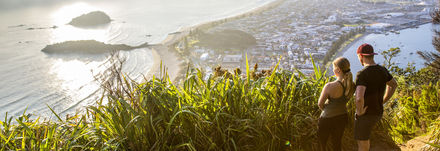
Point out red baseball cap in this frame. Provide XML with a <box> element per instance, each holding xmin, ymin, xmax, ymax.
<box><xmin>357</xmin><ymin>43</ymin><xmax>378</xmax><ymax>56</ymax></box>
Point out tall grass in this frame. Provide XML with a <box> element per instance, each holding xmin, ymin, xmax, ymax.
<box><xmin>385</xmin><ymin>76</ymin><xmax>440</xmax><ymax>145</ymax></box>
<box><xmin>0</xmin><ymin>109</ymin><xmax>91</xmax><ymax>150</ymax></box>
<box><xmin>0</xmin><ymin>57</ymin><xmax>399</xmax><ymax>150</ymax></box>
<box><xmin>86</xmin><ymin>57</ymin><xmax>331</xmax><ymax>150</ymax></box>
<box><xmin>378</xmin><ymin>48</ymin><xmax>440</xmax><ymax>147</ymax></box>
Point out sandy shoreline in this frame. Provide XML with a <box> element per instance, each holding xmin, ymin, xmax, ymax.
<box><xmin>150</xmin><ymin>0</ymin><xmax>429</xmax><ymax>80</ymax></box>
<box><xmin>147</xmin><ymin>0</ymin><xmax>286</xmax><ymax>82</ymax></box>
<box><xmin>336</xmin><ymin>34</ymin><xmax>367</xmax><ymax>58</ymax></box>
<box><xmin>146</xmin><ymin>45</ymin><xmax>183</xmax><ymax>81</ymax></box>
<box><xmin>144</xmin><ymin>46</ymin><xmax>161</xmax><ymax>80</ymax></box>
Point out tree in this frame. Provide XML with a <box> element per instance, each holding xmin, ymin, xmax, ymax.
<box><xmin>381</xmin><ymin>47</ymin><xmax>401</xmax><ymax>70</ymax></box>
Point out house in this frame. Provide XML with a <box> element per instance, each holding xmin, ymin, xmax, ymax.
<box><xmin>222</xmin><ymin>55</ymin><xmax>243</xmax><ymax>69</ymax></box>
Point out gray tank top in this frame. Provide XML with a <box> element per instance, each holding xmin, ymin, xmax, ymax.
<box><xmin>320</xmin><ymin>81</ymin><xmax>349</xmax><ymax>118</ymax></box>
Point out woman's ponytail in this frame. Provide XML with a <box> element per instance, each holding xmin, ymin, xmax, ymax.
<box><xmin>342</xmin><ymin>71</ymin><xmax>354</xmax><ymax>98</ymax></box>
<box><xmin>333</xmin><ymin>57</ymin><xmax>355</xmax><ymax>98</ymax></box>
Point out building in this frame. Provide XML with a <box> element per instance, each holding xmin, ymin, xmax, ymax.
<box><xmin>222</xmin><ymin>54</ymin><xmax>243</xmax><ymax>70</ymax></box>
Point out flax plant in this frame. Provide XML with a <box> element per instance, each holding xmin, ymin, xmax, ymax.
<box><xmin>0</xmin><ymin>56</ymin><xmax>400</xmax><ymax>150</ymax></box>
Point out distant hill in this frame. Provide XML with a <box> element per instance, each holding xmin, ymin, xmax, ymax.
<box><xmin>197</xmin><ymin>29</ymin><xmax>256</xmax><ymax>49</ymax></box>
<box><xmin>68</xmin><ymin>11</ymin><xmax>111</xmax><ymax>27</ymax></box>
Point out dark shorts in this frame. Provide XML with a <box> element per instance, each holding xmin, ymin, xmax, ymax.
<box><xmin>354</xmin><ymin>114</ymin><xmax>382</xmax><ymax>140</ymax></box>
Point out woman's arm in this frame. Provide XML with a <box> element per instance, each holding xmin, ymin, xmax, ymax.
<box><xmin>318</xmin><ymin>84</ymin><xmax>329</xmax><ymax>110</ymax></box>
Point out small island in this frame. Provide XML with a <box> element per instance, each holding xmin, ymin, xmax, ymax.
<box><xmin>41</xmin><ymin>40</ymin><xmax>148</xmax><ymax>54</ymax></box>
<box><xmin>68</xmin><ymin>11</ymin><xmax>112</xmax><ymax>27</ymax></box>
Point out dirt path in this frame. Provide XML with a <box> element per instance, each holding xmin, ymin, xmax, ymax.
<box><xmin>400</xmin><ymin>135</ymin><xmax>431</xmax><ymax>151</ymax></box>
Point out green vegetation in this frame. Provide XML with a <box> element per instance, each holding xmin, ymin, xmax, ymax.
<box><xmin>385</xmin><ymin>82</ymin><xmax>440</xmax><ymax>143</ymax></box>
<box><xmin>196</xmin><ymin>29</ymin><xmax>257</xmax><ymax>50</ymax></box>
<box><xmin>322</xmin><ymin>27</ymin><xmax>366</xmax><ymax>65</ymax></box>
<box><xmin>0</xmin><ymin>57</ymin><xmax>397</xmax><ymax>150</ymax></box>
<box><xmin>380</xmin><ymin>48</ymin><xmax>440</xmax><ymax>148</ymax></box>
<box><xmin>0</xmin><ymin>52</ymin><xmax>438</xmax><ymax>150</ymax></box>
<box><xmin>343</xmin><ymin>24</ymin><xmax>364</xmax><ymax>27</ymax></box>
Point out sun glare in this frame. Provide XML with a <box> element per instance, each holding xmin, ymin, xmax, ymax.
<box><xmin>49</xmin><ymin>26</ymin><xmax>108</xmax><ymax>43</ymax></box>
<box><xmin>49</xmin><ymin>58</ymin><xmax>106</xmax><ymax>99</ymax></box>
<box><xmin>51</xmin><ymin>2</ymin><xmax>97</xmax><ymax>25</ymax></box>
<box><xmin>46</xmin><ymin>2</ymin><xmax>113</xmax><ymax>101</ymax></box>
<box><xmin>49</xmin><ymin>2</ymin><xmax>109</xmax><ymax>43</ymax></box>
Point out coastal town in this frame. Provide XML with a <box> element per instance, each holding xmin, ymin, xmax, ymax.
<box><xmin>176</xmin><ymin>0</ymin><xmax>435</xmax><ymax>75</ymax></box>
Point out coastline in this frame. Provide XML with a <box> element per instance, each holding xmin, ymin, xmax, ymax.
<box><xmin>144</xmin><ymin>46</ymin><xmax>161</xmax><ymax>80</ymax></box>
<box><xmin>329</xmin><ymin>22</ymin><xmax>433</xmax><ymax>76</ymax></box>
<box><xmin>147</xmin><ymin>45</ymin><xmax>183</xmax><ymax>81</ymax></box>
<box><xmin>336</xmin><ymin>33</ymin><xmax>367</xmax><ymax>58</ymax></box>
<box><xmin>148</xmin><ymin>0</ymin><xmax>286</xmax><ymax>82</ymax></box>
<box><xmin>160</xmin><ymin>0</ymin><xmax>286</xmax><ymax>46</ymax></box>
<box><xmin>336</xmin><ymin>21</ymin><xmax>432</xmax><ymax>60</ymax></box>
<box><xmin>148</xmin><ymin>0</ymin><xmax>430</xmax><ymax>82</ymax></box>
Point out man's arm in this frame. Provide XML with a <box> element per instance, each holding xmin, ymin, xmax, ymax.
<box><xmin>383</xmin><ymin>78</ymin><xmax>397</xmax><ymax>104</ymax></box>
<box><xmin>355</xmin><ymin>85</ymin><xmax>368</xmax><ymax>115</ymax></box>
<box><xmin>318</xmin><ymin>84</ymin><xmax>330</xmax><ymax>110</ymax></box>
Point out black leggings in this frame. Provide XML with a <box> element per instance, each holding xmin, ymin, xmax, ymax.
<box><xmin>317</xmin><ymin>114</ymin><xmax>348</xmax><ymax>151</ymax></box>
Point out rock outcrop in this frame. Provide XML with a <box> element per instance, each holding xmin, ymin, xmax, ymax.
<box><xmin>42</xmin><ymin>40</ymin><xmax>148</xmax><ymax>54</ymax></box>
<box><xmin>68</xmin><ymin>11</ymin><xmax>111</xmax><ymax>27</ymax></box>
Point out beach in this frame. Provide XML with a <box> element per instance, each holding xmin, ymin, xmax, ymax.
<box><xmin>0</xmin><ymin>0</ymin><xmax>434</xmax><ymax>119</ymax></box>
<box><xmin>0</xmin><ymin>0</ymin><xmax>282</xmax><ymax>118</ymax></box>
<box><xmin>336</xmin><ymin>34</ymin><xmax>367</xmax><ymax>59</ymax></box>
<box><xmin>147</xmin><ymin>45</ymin><xmax>182</xmax><ymax>81</ymax></box>
<box><xmin>147</xmin><ymin>0</ymin><xmax>286</xmax><ymax>82</ymax></box>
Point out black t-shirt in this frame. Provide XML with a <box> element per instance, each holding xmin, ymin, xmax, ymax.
<box><xmin>355</xmin><ymin>65</ymin><xmax>393</xmax><ymax>115</ymax></box>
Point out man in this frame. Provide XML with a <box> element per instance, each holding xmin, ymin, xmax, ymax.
<box><xmin>354</xmin><ymin>43</ymin><xmax>397</xmax><ymax>151</ymax></box>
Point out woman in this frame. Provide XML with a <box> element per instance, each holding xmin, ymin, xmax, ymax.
<box><xmin>317</xmin><ymin>57</ymin><xmax>355</xmax><ymax>151</ymax></box>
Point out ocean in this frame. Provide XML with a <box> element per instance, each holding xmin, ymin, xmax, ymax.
<box><xmin>342</xmin><ymin>23</ymin><xmax>436</xmax><ymax>76</ymax></box>
<box><xmin>0</xmin><ymin>0</ymin><xmax>275</xmax><ymax>119</ymax></box>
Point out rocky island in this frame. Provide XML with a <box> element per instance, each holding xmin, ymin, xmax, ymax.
<box><xmin>68</xmin><ymin>11</ymin><xmax>112</xmax><ymax>27</ymax></box>
<box><xmin>41</xmin><ymin>40</ymin><xmax>148</xmax><ymax>54</ymax></box>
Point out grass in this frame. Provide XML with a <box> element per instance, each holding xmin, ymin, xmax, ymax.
<box><xmin>1</xmin><ymin>56</ymin><xmax>436</xmax><ymax>150</ymax></box>
<box><xmin>1</xmin><ymin>57</ymin><xmax>330</xmax><ymax>150</ymax></box>
<box><xmin>385</xmin><ymin>81</ymin><xmax>440</xmax><ymax>146</ymax></box>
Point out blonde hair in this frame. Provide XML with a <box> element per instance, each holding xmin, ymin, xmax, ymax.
<box><xmin>333</xmin><ymin>57</ymin><xmax>355</xmax><ymax>98</ymax></box>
